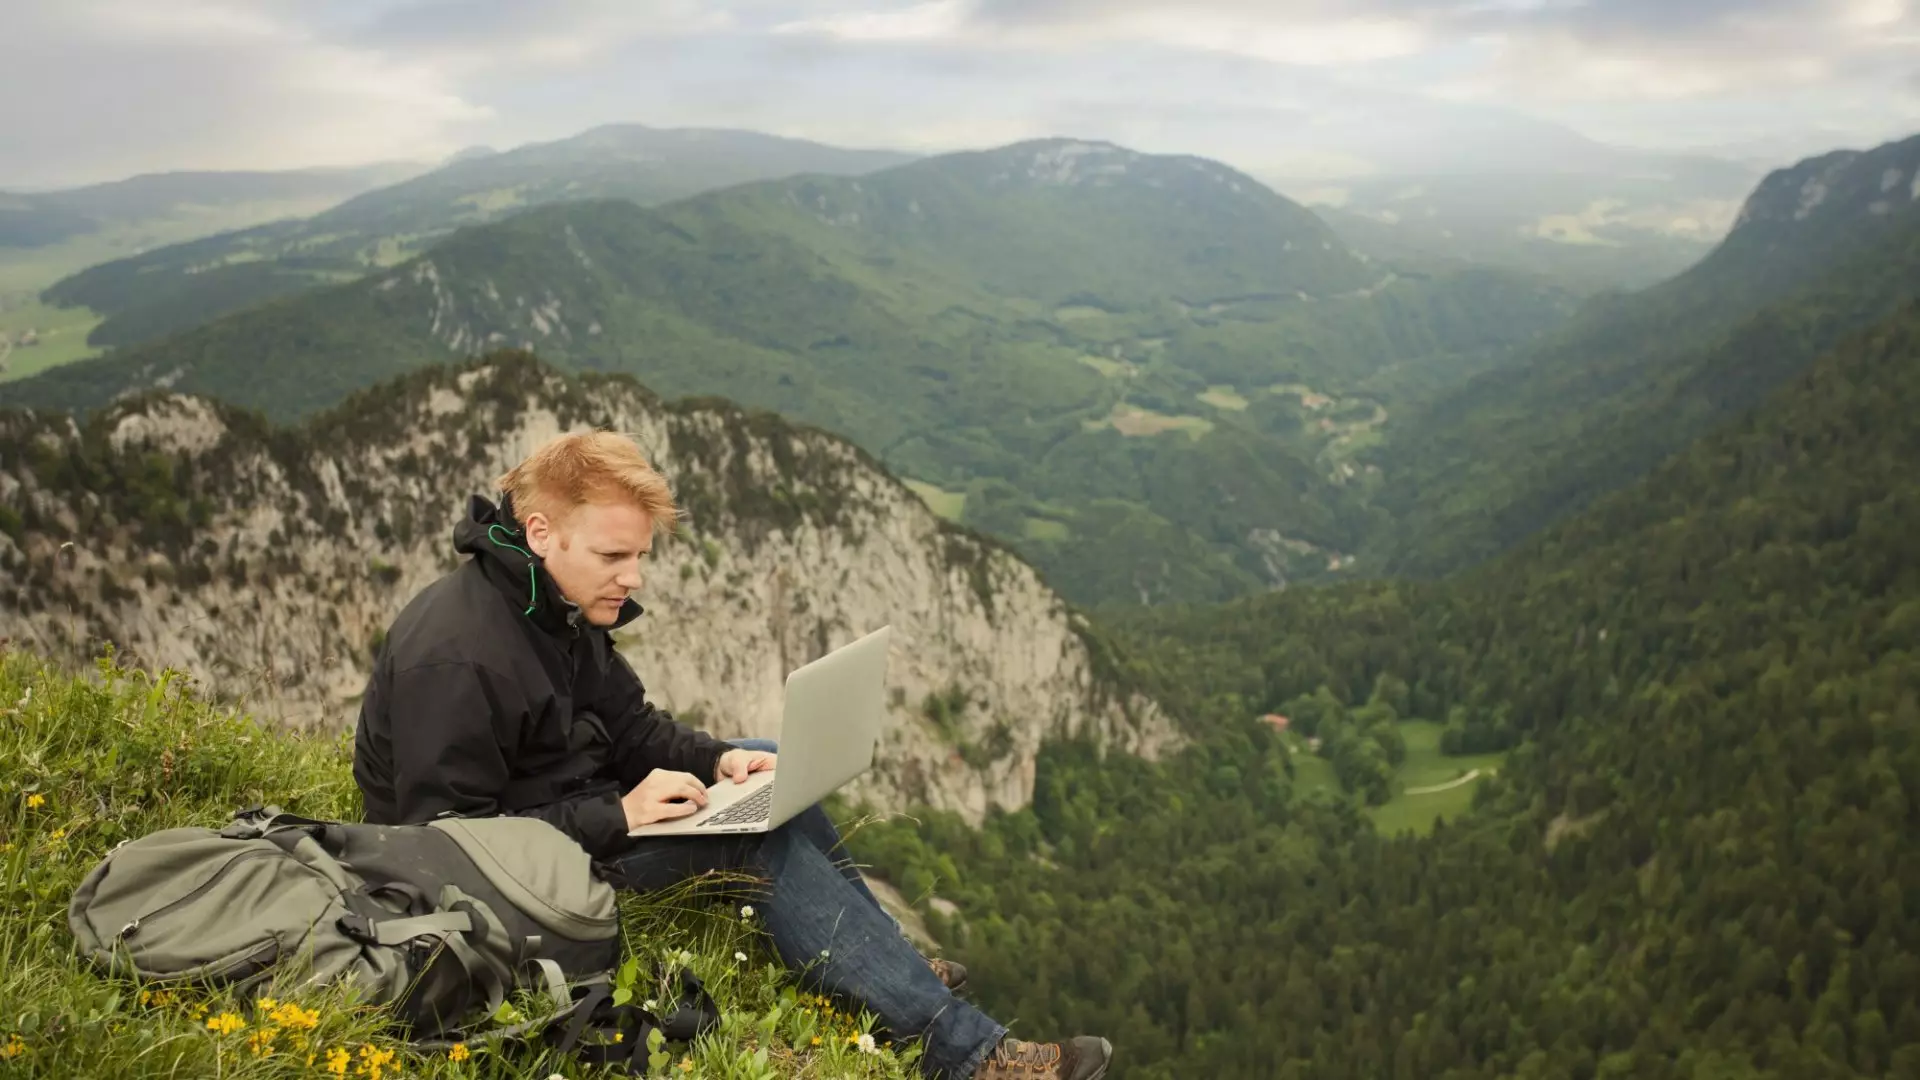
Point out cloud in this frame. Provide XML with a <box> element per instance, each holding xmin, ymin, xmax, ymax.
<box><xmin>0</xmin><ymin>0</ymin><xmax>489</xmax><ymax>187</ymax></box>
<box><xmin>344</xmin><ymin>0</ymin><xmax>739</xmax><ymax>68</ymax></box>
<box><xmin>778</xmin><ymin>0</ymin><xmax>1433</xmax><ymax>65</ymax></box>
<box><xmin>5</xmin><ymin>0</ymin><xmax>1915</xmax><ymax>190</ymax></box>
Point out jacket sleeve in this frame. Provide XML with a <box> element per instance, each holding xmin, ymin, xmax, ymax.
<box><xmin>600</xmin><ymin>651</ymin><xmax>733</xmax><ymax>785</ymax></box>
<box><xmin>386</xmin><ymin>660</ymin><xmax>632</xmax><ymax>857</ymax></box>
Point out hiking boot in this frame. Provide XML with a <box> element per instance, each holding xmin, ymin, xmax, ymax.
<box><xmin>971</xmin><ymin>1036</ymin><xmax>1112</xmax><ymax>1080</ymax></box>
<box><xmin>929</xmin><ymin>956</ymin><xmax>969</xmax><ymax>993</ymax></box>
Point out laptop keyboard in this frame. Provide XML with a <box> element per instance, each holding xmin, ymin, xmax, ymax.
<box><xmin>701</xmin><ymin>784</ymin><xmax>775</xmax><ymax>828</ymax></box>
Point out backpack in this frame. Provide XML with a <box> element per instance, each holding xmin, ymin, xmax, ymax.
<box><xmin>67</xmin><ymin>805</ymin><xmax>717</xmax><ymax>1068</ymax></box>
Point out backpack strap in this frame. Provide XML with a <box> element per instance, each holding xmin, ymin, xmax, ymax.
<box><xmin>339</xmin><ymin>910</ymin><xmax>474</xmax><ymax>947</ymax></box>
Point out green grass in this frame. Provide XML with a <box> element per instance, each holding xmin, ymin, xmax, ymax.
<box><xmin>1367</xmin><ymin>721</ymin><xmax>1506</xmax><ymax>836</ymax></box>
<box><xmin>1283</xmin><ymin>722</ymin><xmax>1505</xmax><ymax>837</ymax></box>
<box><xmin>0</xmin><ymin>649</ymin><xmax>923</xmax><ymax>1078</ymax></box>
<box><xmin>1022</xmin><ymin>518</ymin><xmax>1071</xmax><ymax>542</ymax></box>
<box><xmin>0</xmin><ymin>299</ymin><xmax>101</xmax><ymax>381</ymax></box>
<box><xmin>1197</xmin><ymin>386</ymin><xmax>1248</xmax><ymax>411</ymax></box>
<box><xmin>1052</xmin><ymin>305</ymin><xmax>1112</xmax><ymax>322</ymax></box>
<box><xmin>1081</xmin><ymin>404</ymin><xmax>1214</xmax><ymax>439</ymax></box>
<box><xmin>902</xmin><ymin>480</ymin><xmax>965</xmax><ymax>521</ymax></box>
<box><xmin>1076</xmin><ymin>355</ymin><xmax>1132</xmax><ymax>378</ymax></box>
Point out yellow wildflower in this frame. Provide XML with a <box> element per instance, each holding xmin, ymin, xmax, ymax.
<box><xmin>269</xmin><ymin>1002</ymin><xmax>319</xmax><ymax>1031</ymax></box>
<box><xmin>2</xmin><ymin>1034</ymin><xmax>24</xmax><ymax>1058</ymax></box>
<box><xmin>206</xmin><ymin>1011</ymin><xmax>246</xmax><ymax>1036</ymax></box>
<box><xmin>247</xmin><ymin>1028</ymin><xmax>277</xmax><ymax>1057</ymax></box>
<box><xmin>255</xmin><ymin>996</ymin><xmax>278</xmax><ymax>1012</ymax></box>
<box><xmin>448</xmin><ymin>1042</ymin><xmax>471</xmax><ymax>1062</ymax></box>
<box><xmin>810</xmin><ymin>1036</ymin><xmax>822</xmax><ymax>1046</ymax></box>
<box><xmin>614</xmin><ymin>1031</ymin><xmax>624</xmax><ymax>1043</ymax></box>
<box><xmin>679</xmin><ymin>1056</ymin><xmax>694</xmax><ymax>1071</ymax></box>
<box><xmin>25</xmin><ymin>793</ymin><xmax>44</xmax><ymax>809</ymax></box>
<box><xmin>356</xmin><ymin>1043</ymin><xmax>397</xmax><ymax>1080</ymax></box>
<box><xmin>46</xmin><ymin>828</ymin><xmax>66</xmax><ymax>843</ymax></box>
<box><xmin>326</xmin><ymin>1046</ymin><xmax>351</xmax><ymax>1076</ymax></box>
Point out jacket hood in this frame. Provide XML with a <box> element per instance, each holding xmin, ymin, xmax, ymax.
<box><xmin>453</xmin><ymin>494</ymin><xmax>643</xmax><ymax>635</ymax></box>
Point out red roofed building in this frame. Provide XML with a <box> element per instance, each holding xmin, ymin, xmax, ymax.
<box><xmin>1261</xmin><ymin>713</ymin><xmax>1289</xmax><ymax>731</ymax></box>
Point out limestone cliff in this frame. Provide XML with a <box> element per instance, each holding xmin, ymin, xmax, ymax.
<box><xmin>0</xmin><ymin>354</ymin><xmax>1180</xmax><ymax>821</ymax></box>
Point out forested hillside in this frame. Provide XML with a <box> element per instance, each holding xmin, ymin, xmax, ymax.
<box><xmin>849</xmin><ymin>300</ymin><xmax>1920</xmax><ymax>1078</ymax></box>
<box><xmin>1371</xmin><ymin>131</ymin><xmax>1920</xmax><ymax>577</ymax></box>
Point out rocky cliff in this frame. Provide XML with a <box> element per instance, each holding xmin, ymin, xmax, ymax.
<box><xmin>0</xmin><ymin>353</ymin><xmax>1180</xmax><ymax>821</ymax></box>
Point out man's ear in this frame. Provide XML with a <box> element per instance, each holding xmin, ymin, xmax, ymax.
<box><xmin>523</xmin><ymin>512</ymin><xmax>553</xmax><ymax>558</ymax></box>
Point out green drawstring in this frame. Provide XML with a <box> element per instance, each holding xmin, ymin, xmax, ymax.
<box><xmin>487</xmin><ymin>524</ymin><xmax>538</xmax><ymax>616</ymax></box>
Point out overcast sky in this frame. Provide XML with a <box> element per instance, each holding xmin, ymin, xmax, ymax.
<box><xmin>4</xmin><ymin>0</ymin><xmax>1917</xmax><ymax>189</ymax></box>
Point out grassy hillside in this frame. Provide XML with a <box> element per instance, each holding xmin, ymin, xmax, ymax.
<box><xmin>1370</xmin><ymin>131</ymin><xmax>1920</xmax><ymax>577</ymax></box>
<box><xmin>0</xmin><ymin>651</ymin><xmax>924</xmax><ymax>1079</ymax></box>
<box><xmin>4</xmin><ymin>140</ymin><xmax>1574</xmax><ymax>606</ymax></box>
<box><xmin>850</xmin><ymin>299</ymin><xmax>1920</xmax><ymax>1077</ymax></box>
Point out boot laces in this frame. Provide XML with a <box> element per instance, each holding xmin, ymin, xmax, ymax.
<box><xmin>991</xmin><ymin>1039</ymin><xmax>1063</xmax><ymax>1071</ymax></box>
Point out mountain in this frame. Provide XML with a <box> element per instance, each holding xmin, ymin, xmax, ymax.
<box><xmin>0</xmin><ymin>351</ymin><xmax>1178</xmax><ymax>821</ymax></box>
<box><xmin>0</xmin><ymin>163</ymin><xmax>424</xmax><ymax>251</ymax></box>
<box><xmin>38</xmin><ymin>124</ymin><xmax>918</xmax><ymax>351</ymax></box>
<box><xmin>1367</xmin><ymin>130</ymin><xmax>1920</xmax><ymax>577</ymax></box>
<box><xmin>850</xmin><ymin>295</ymin><xmax>1920</xmax><ymax>1076</ymax></box>
<box><xmin>3</xmin><ymin>138</ymin><xmax>1577</xmax><ymax>606</ymax></box>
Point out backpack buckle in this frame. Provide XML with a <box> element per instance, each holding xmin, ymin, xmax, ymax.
<box><xmin>337</xmin><ymin>913</ymin><xmax>376</xmax><ymax>945</ymax></box>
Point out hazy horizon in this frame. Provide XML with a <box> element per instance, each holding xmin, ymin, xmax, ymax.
<box><xmin>5</xmin><ymin>0</ymin><xmax>1917</xmax><ymax>191</ymax></box>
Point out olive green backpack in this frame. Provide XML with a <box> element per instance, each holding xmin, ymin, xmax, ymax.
<box><xmin>68</xmin><ymin>806</ymin><xmax>715</xmax><ymax>1066</ymax></box>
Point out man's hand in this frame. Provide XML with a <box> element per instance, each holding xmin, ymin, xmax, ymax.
<box><xmin>622</xmin><ymin>769</ymin><xmax>709</xmax><ymax>830</ymax></box>
<box><xmin>715</xmin><ymin>748</ymin><xmax>777</xmax><ymax>785</ymax></box>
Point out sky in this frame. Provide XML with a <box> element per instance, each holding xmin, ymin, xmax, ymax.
<box><xmin>3</xmin><ymin>0</ymin><xmax>1918</xmax><ymax>189</ymax></box>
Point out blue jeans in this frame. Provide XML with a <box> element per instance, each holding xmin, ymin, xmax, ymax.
<box><xmin>604</xmin><ymin>739</ymin><xmax>1005</xmax><ymax>1079</ymax></box>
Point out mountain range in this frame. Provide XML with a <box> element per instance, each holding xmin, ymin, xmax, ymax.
<box><xmin>10</xmin><ymin>130</ymin><xmax>1919</xmax><ymax>614</ymax></box>
<box><xmin>3</xmin><ymin>138</ymin><xmax>1574</xmax><ymax>606</ymax></box>
<box><xmin>35</xmin><ymin>125</ymin><xmax>916</xmax><ymax>350</ymax></box>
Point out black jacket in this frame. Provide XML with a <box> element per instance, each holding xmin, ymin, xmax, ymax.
<box><xmin>352</xmin><ymin>494</ymin><xmax>732</xmax><ymax>856</ymax></box>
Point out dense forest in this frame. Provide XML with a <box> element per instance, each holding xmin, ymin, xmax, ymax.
<box><xmin>846</xmin><ymin>300</ymin><xmax>1920</xmax><ymax>1078</ymax></box>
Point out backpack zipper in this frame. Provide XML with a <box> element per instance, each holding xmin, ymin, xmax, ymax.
<box><xmin>117</xmin><ymin>847</ymin><xmax>283</xmax><ymax>939</ymax></box>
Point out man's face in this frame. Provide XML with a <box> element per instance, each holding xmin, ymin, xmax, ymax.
<box><xmin>525</xmin><ymin>500</ymin><xmax>654</xmax><ymax>627</ymax></box>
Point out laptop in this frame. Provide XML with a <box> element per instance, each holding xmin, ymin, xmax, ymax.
<box><xmin>628</xmin><ymin>625</ymin><xmax>892</xmax><ymax>837</ymax></box>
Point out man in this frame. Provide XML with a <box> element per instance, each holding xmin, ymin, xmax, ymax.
<box><xmin>352</xmin><ymin>430</ymin><xmax>1112</xmax><ymax>1080</ymax></box>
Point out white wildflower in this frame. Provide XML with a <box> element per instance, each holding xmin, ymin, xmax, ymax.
<box><xmin>643</xmin><ymin>999</ymin><xmax>658</xmax><ymax>1012</ymax></box>
<box><xmin>857</xmin><ymin>1033</ymin><xmax>878</xmax><ymax>1054</ymax></box>
<box><xmin>739</xmin><ymin>904</ymin><xmax>755</xmax><ymax>919</ymax></box>
<box><xmin>734</xmin><ymin>951</ymin><xmax>748</xmax><ymax>963</ymax></box>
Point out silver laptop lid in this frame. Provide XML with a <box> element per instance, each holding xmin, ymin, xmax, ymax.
<box><xmin>765</xmin><ymin>624</ymin><xmax>892</xmax><ymax>828</ymax></box>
